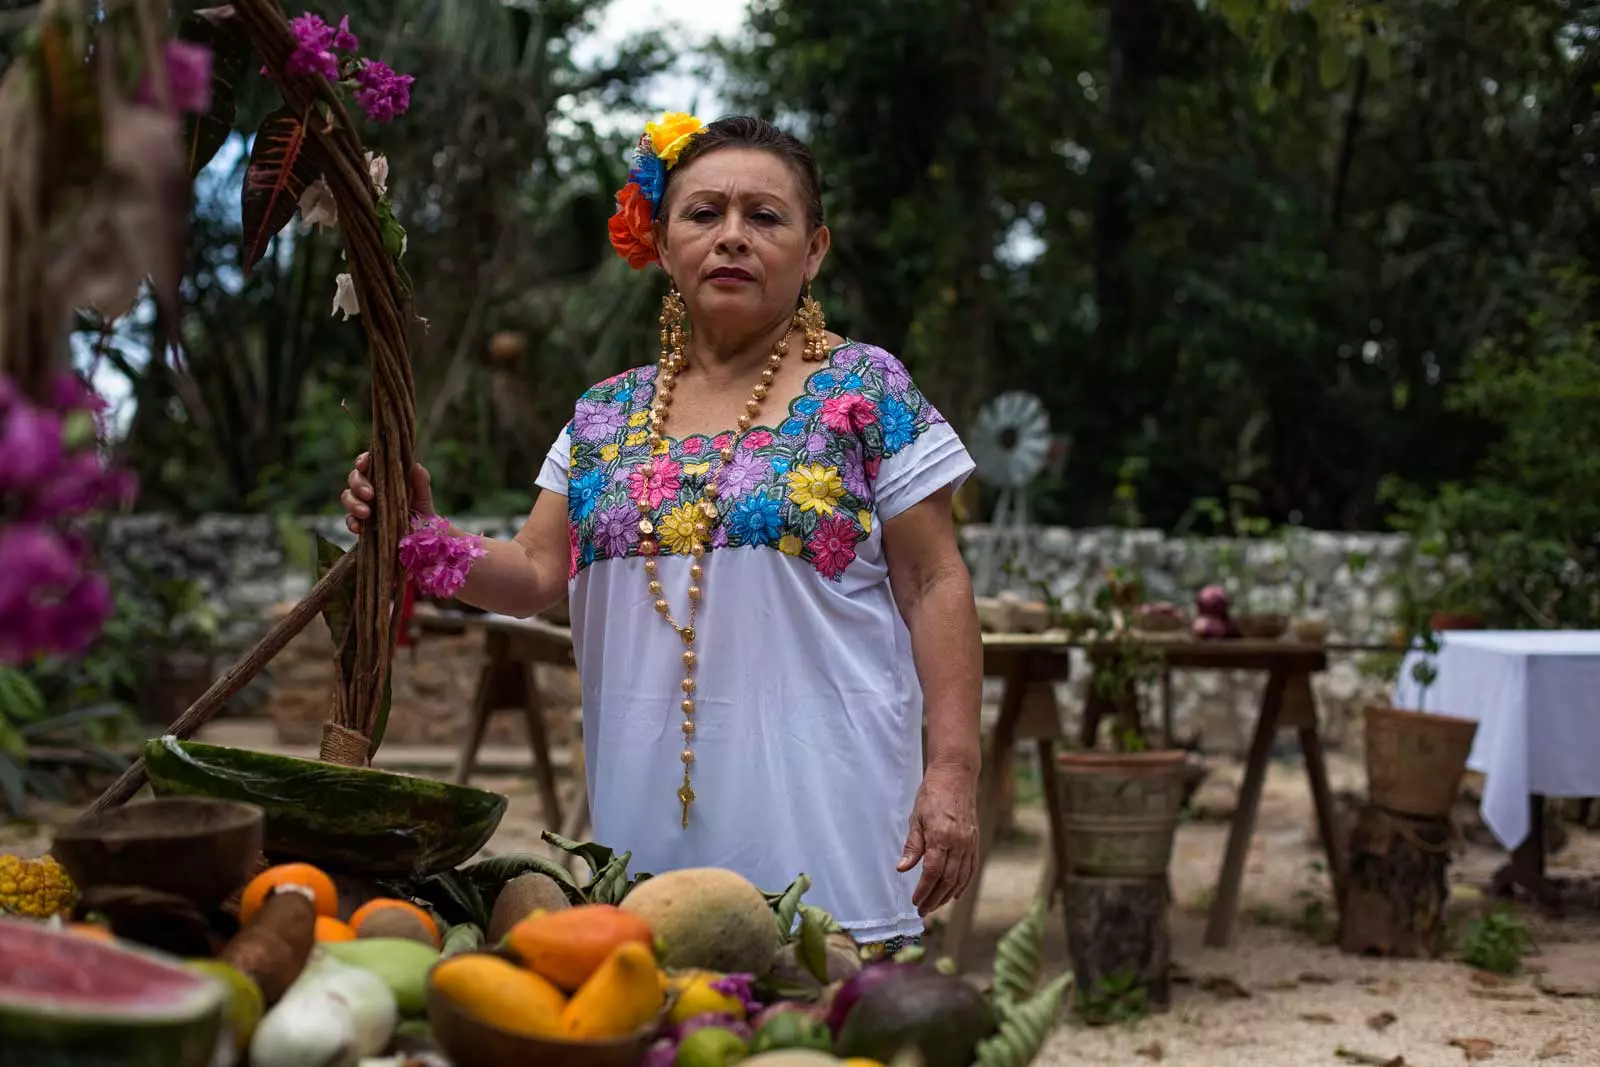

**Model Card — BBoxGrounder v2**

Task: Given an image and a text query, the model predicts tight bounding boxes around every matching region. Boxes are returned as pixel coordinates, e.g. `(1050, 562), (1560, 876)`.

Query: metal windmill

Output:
(968, 391), (1055, 595)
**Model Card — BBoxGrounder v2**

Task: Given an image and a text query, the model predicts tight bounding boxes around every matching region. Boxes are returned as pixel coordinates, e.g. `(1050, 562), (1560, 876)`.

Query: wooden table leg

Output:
(941, 658), (1028, 968)
(1293, 671), (1346, 909)
(453, 657), (498, 786)
(1491, 795), (1561, 913)
(1034, 737), (1069, 909)
(1204, 669), (1287, 947)
(518, 663), (564, 831)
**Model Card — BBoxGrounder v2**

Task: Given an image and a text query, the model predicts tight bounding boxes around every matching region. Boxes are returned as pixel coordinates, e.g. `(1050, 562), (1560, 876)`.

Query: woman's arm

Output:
(450, 488), (571, 619)
(883, 485), (982, 914)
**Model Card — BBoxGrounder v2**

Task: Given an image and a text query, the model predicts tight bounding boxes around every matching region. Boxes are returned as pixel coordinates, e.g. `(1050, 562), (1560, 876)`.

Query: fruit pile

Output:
(1, 830), (1068, 1066)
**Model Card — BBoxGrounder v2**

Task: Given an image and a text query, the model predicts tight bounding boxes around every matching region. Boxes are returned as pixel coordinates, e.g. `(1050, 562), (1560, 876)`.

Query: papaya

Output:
(504, 903), (654, 991)
(560, 941), (664, 1040)
(428, 953), (566, 1038)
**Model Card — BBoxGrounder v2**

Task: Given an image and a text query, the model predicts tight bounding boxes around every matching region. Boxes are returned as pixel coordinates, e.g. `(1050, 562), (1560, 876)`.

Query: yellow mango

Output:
(561, 941), (664, 1039)
(667, 969), (744, 1023)
(430, 954), (567, 1038)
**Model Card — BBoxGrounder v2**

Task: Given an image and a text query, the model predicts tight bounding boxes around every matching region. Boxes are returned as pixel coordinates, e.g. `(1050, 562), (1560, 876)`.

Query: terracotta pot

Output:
(1429, 611), (1483, 632)
(1292, 617), (1330, 644)
(1056, 750), (1187, 877)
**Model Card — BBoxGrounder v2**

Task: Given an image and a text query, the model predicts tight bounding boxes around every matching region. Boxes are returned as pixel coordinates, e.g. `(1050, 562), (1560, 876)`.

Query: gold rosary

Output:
(640, 283), (827, 827)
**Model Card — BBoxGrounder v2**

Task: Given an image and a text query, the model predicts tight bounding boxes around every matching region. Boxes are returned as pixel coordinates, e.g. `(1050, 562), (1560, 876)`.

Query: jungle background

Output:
(5, 0), (1598, 680)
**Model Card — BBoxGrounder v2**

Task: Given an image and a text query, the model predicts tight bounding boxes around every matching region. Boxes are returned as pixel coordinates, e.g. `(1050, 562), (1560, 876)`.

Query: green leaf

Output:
(1318, 40), (1350, 89)
(797, 903), (843, 936)
(767, 873), (811, 940)
(585, 851), (634, 905)
(458, 853), (585, 911)
(389, 871), (488, 931)
(378, 199), (407, 259)
(241, 105), (320, 274)
(796, 908), (830, 984)
(539, 831), (616, 878)
(177, 5), (249, 178)
(974, 973), (1072, 1067)
(992, 896), (1047, 1009)
(367, 673), (393, 759)
(0, 666), (47, 725)
(440, 922), (485, 958)
(314, 535), (353, 647)
(1363, 31), (1392, 81)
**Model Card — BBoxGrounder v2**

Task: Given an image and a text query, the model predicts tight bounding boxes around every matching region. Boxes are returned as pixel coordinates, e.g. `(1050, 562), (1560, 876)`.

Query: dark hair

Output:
(662, 116), (825, 231)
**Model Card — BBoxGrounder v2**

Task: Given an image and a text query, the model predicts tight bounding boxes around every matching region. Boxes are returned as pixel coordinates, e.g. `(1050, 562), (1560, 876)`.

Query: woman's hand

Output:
(898, 762), (979, 916)
(340, 451), (434, 535)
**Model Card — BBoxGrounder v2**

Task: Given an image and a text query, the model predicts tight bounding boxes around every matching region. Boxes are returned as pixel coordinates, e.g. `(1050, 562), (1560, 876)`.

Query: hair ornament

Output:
(609, 111), (706, 269)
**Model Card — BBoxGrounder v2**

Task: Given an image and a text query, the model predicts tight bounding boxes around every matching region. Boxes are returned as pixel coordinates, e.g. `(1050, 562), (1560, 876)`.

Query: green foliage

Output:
(1381, 269), (1600, 628)
(1457, 908), (1535, 975)
(1073, 968), (1148, 1027)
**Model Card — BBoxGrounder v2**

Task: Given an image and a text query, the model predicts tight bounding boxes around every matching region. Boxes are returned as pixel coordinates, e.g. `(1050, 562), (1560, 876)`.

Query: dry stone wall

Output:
(103, 516), (1414, 752)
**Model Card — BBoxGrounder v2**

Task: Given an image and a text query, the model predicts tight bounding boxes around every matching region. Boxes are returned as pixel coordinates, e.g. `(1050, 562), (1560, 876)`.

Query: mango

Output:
(429, 954), (566, 1038)
(560, 941), (664, 1039)
(506, 903), (654, 991)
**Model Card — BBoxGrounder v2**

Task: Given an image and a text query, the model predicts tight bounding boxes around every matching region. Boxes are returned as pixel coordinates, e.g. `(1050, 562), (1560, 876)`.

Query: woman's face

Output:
(656, 147), (830, 340)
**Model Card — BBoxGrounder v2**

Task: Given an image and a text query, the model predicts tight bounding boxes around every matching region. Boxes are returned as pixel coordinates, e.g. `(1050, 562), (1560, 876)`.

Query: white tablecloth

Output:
(1392, 630), (1600, 849)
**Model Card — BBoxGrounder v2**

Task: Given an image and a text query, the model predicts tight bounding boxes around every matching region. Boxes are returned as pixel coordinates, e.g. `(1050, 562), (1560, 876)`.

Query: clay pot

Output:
(1056, 750), (1188, 878)
(52, 797), (264, 911)
(1235, 613), (1289, 640)
(1292, 617), (1330, 644)
(1429, 611), (1483, 632)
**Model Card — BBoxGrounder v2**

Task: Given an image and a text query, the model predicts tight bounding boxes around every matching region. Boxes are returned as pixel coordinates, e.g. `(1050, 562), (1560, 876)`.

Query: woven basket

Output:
(1364, 704), (1478, 818)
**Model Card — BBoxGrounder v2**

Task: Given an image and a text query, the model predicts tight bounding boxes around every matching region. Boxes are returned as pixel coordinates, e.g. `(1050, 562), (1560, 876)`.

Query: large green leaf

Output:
(178, 5), (250, 178)
(0, 666), (47, 726)
(767, 873), (811, 940)
(458, 853), (586, 911)
(241, 105), (319, 273)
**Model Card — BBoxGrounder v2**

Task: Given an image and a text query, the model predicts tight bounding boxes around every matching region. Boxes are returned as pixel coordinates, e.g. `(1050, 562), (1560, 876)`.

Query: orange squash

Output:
(314, 916), (356, 942)
(349, 898), (441, 948)
(505, 904), (654, 991)
(430, 954), (567, 1038)
(239, 863), (338, 925)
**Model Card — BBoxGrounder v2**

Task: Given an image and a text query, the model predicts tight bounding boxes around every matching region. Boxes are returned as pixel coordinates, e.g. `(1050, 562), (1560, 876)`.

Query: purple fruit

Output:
(641, 1038), (678, 1067)
(1192, 614), (1228, 639)
(826, 960), (921, 1037)
(1195, 584), (1230, 617)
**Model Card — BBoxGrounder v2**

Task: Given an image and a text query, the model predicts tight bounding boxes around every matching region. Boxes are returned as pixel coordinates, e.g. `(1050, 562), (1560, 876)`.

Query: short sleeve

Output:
(535, 425), (572, 496)
(856, 347), (976, 520)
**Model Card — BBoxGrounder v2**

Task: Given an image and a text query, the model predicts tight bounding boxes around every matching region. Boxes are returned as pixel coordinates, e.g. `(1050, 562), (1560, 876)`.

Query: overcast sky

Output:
(572, 0), (753, 125)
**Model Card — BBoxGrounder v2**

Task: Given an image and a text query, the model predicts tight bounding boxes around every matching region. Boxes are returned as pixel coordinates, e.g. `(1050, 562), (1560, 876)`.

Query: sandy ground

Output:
(6, 743), (1599, 1066)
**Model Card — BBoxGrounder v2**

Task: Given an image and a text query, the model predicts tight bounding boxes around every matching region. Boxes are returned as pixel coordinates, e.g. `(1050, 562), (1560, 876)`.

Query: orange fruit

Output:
(238, 862), (338, 925)
(314, 916), (357, 942)
(349, 898), (441, 948)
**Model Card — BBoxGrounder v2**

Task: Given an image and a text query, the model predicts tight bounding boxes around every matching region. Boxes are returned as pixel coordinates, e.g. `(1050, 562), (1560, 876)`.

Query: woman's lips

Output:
(706, 267), (754, 284)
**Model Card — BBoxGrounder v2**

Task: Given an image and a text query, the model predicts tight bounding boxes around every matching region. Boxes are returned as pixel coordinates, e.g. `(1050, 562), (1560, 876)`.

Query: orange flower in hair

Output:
(608, 182), (657, 269)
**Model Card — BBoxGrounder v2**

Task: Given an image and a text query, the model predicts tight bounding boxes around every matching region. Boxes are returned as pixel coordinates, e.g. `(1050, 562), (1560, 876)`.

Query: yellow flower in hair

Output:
(648, 112), (705, 166)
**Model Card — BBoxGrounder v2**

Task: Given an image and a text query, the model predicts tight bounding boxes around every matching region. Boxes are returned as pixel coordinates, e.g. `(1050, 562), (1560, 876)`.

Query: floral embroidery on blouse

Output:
(563, 342), (946, 581)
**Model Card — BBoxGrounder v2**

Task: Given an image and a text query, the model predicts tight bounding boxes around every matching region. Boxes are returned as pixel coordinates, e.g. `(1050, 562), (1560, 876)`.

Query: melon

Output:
(619, 867), (781, 976)
(0, 917), (225, 1067)
(142, 736), (507, 877)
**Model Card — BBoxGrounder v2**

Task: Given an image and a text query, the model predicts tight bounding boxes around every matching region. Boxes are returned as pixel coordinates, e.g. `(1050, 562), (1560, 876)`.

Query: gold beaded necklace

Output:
(637, 289), (799, 829)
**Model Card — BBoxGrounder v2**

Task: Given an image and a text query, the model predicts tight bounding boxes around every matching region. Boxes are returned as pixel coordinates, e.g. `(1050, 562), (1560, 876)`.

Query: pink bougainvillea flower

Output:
(285, 12), (343, 80)
(137, 40), (214, 115)
(0, 400), (64, 492)
(353, 59), (414, 123)
(398, 513), (488, 599)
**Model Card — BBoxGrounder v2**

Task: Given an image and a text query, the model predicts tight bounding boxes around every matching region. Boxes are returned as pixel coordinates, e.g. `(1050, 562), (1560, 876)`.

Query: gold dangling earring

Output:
(660, 284), (688, 374)
(797, 280), (828, 362)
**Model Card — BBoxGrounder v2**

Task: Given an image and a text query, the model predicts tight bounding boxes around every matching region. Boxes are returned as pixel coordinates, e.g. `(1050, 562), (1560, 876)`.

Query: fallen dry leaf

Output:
(1470, 971), (1510, 988)
(1263, 978), (1300, 991)
(1449, 1037), (1497, 1061)
(1135, 1041), (1165, 1061)
(1537, 1036), (1571, 1060)
(1367, 1011), (1397, 1032)
(1299, 971), (1336, 984)
(1199, 974), (1251, 999)
(1364, 980), (1402, 996)
(1468, 988), (1536, 1002)
(1335, 1048), (1405, 1066)
(1300, 1012), (1336, 1024)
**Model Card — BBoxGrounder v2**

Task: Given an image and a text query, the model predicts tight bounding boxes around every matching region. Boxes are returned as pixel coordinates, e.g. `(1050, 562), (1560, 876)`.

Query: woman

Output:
(342, 113), (982, 950)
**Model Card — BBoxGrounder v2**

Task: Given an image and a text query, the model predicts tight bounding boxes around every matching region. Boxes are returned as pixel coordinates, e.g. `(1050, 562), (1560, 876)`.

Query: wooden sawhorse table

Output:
(415, 609), (589, 844)
(1084, 638), (1345, 947)
(939, 633), (1075, 969)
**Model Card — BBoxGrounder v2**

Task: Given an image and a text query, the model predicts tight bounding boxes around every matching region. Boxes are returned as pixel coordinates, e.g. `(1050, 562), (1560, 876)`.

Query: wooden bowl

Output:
(426, 982), (657, 1067)
(51, 797), (264, 911)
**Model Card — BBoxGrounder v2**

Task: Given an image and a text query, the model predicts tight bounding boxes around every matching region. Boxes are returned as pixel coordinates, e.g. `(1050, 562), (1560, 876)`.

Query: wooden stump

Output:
(1339, 804), (1452, 958)
(1063, 874), (1172, 1010)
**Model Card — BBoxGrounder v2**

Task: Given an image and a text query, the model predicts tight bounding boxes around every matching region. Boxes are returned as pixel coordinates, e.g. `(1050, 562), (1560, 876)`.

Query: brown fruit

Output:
(487, 872), (572, 943)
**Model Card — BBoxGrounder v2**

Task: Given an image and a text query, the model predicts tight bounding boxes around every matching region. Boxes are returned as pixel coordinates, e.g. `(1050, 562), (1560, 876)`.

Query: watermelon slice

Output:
(143, 736), (508, 877)
(0, 917), (225, 1067)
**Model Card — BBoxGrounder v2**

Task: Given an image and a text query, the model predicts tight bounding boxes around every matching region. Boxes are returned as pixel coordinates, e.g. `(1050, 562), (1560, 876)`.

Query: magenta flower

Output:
(353, 60), (414, 123)
(138, 40), (214, 115)
(285, 12), (349, 80)
(0, 402), (64, 493)
(398, 514), (488, 599)
(708, 973), (762, 1016)
(0, 526), (112, 665)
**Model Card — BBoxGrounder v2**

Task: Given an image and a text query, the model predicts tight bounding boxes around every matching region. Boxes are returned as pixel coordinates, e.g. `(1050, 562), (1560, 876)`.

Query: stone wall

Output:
(102, 515), (1415, 753)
